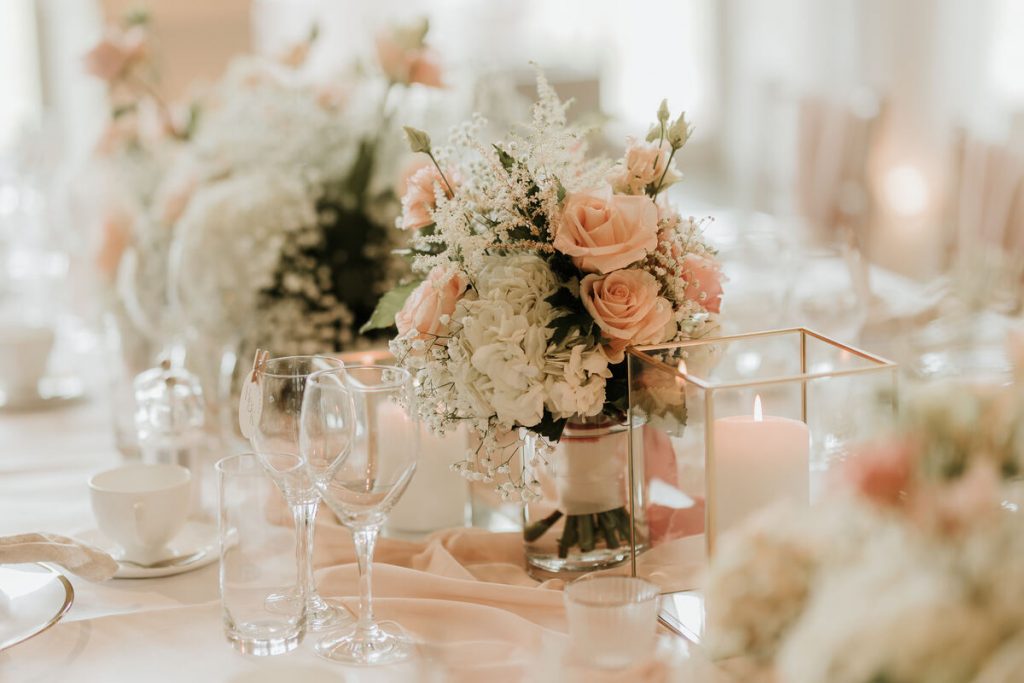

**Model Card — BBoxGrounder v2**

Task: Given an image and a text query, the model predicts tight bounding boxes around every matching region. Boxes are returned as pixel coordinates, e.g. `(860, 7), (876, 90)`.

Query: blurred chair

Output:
(794, 91), (885, 249)
(943, 128), (1024, 313)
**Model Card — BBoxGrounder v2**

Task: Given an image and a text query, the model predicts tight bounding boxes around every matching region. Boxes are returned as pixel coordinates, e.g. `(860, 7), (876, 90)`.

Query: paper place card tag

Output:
(238, 349), (269, 440)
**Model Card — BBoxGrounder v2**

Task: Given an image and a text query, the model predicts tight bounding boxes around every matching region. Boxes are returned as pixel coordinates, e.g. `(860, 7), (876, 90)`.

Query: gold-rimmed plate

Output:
(0, 563), (74, 651)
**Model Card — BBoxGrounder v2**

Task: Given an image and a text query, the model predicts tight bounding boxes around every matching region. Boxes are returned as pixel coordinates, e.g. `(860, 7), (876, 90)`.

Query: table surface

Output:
(0, 246), (1013, 682)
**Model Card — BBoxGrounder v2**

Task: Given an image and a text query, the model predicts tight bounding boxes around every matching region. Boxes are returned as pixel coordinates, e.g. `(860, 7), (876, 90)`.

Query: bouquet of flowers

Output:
(703, 381), (1024, 683)
(367, 73), (723, 530)
(86, 15), (448, 356)
(166, 19), (446, 355)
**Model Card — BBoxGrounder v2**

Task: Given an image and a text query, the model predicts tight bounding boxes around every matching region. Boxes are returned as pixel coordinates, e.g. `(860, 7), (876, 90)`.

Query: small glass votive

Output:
(563, 575), (661, 669)
(217, 453), (305, 656)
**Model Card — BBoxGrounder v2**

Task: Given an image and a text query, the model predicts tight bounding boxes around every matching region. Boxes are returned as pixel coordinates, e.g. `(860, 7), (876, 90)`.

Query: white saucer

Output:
(76, 521), (219, 579)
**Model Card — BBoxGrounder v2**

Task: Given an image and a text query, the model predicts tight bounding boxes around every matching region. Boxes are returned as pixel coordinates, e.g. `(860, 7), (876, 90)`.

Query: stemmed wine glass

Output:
(300, 364), (419, 665)
(250, 354), (351, 631)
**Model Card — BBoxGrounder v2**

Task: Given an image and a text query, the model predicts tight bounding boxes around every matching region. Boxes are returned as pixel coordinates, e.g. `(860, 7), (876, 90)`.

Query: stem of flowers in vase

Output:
(523, 507), (635, 559)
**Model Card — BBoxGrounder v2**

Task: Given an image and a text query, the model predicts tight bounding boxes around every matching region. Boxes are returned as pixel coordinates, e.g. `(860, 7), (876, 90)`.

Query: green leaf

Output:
(358, 279), (422, 334)
(112, 104), (137, 119)
(555, 177), (567, 204)
(549, 313), (594, 347)
(346, 139), (378, 205)
(492, 144), (516, 171)
(182, 102), (201, 140)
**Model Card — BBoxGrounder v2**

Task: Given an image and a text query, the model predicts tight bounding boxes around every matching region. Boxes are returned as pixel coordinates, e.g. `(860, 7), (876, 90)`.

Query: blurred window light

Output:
(0, 0), (42, 151)
(883, 165), (930, 217)
(989, 0), (1024, 104)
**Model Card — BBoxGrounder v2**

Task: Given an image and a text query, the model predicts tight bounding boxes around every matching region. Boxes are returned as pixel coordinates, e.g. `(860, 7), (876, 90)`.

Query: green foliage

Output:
(260, 194), (396, 345)
(545, 287), (597, 347)
(359, 279), (422, 334)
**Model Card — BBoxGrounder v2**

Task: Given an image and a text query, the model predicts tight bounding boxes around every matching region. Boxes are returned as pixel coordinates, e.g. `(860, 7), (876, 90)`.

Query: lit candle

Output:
(711, 395), (809, 536)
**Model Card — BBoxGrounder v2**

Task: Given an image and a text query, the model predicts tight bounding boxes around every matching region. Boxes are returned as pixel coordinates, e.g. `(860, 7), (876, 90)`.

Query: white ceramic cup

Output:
(0, 324), (55, 401)
(89, 464), (192, 563)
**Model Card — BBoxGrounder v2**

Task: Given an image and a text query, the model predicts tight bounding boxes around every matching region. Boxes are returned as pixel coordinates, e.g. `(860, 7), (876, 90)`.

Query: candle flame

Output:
(360, 353), (377, 365)
(754, 395), (763, 422)
(677, 360), (687, 374)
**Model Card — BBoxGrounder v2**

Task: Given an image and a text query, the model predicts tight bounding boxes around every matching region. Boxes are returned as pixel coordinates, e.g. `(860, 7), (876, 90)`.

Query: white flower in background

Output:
(777, 533), (1003, 683)
(173, 170), (317, 338)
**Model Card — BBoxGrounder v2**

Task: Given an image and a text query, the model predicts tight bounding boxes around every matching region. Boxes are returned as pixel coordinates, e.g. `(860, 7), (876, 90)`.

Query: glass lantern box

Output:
(623, 328), (898, 601)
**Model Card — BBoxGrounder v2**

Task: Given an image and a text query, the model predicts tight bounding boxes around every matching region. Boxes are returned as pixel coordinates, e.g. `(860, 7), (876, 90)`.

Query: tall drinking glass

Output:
(250, 354), (349, 631)
(300, 365), (419, 665)
(217, 452), (306, 655)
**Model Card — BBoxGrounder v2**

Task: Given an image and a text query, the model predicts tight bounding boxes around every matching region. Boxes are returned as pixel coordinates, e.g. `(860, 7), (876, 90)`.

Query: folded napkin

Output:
(0, 533), (118, 581)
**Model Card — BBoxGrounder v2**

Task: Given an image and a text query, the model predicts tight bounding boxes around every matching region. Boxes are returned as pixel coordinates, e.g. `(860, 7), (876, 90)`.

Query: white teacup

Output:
(89, 464), (192, 563)
(0, 324), (55, 401)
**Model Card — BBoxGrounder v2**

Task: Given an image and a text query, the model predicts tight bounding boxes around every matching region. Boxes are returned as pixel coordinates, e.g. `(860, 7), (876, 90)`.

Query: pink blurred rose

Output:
(395, 265), (469, 339)
(610, 138), (680, 195)
(554, 188), (659, 274)
(400, 163), (455, 230)
(580, 269), (673, 362)
(843, 437), (917, 506)
(374, 28), (443, 87)
(83, 26), (147, 83)
(681, 254), (724, 314)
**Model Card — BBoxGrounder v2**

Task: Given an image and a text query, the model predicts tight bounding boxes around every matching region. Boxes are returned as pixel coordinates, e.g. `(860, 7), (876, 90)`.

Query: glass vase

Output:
(522, 415), (647, 578)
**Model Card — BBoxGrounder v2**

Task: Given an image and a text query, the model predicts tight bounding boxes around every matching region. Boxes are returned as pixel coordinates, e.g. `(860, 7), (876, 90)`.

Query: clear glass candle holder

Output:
(563, 575), (661, 669)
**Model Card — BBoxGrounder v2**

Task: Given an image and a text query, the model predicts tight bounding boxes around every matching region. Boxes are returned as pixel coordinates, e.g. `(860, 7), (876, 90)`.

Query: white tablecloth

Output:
(0, 397), (715, 682)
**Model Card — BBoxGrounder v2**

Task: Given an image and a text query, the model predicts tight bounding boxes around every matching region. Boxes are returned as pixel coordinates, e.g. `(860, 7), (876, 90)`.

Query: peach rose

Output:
(554, 188), (659, 274)
(396, 156), (432, 198)
(395, 265), (469, 339)
(401, 163), (454, 230)
(83, 26), (147, 83)
(681, 254), (724, 314)
(374, 28), (443, 88)
(610, 138), (680, 195)
(580, 269), (673, 362)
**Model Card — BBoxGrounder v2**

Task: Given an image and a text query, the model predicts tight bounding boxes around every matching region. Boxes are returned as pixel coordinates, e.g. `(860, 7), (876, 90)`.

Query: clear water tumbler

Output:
(217, 453), (305, 655)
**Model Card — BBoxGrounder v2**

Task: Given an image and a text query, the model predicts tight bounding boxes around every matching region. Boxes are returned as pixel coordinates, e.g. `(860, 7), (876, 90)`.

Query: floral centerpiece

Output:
(166, 19), (445, 356)
(85, 15), (447, 358)
(703, 381), (1024, 683)
(366, 74), (722, 562)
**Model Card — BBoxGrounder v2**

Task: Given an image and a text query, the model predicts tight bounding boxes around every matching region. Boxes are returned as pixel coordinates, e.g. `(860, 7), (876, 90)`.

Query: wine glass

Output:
(250, 354), (350, 631)
(300, 365), (419, 665)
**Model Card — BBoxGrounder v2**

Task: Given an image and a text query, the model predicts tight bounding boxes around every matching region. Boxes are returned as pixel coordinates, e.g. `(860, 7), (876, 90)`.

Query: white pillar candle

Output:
(378, 401), (468, 536)
(711, 396), (809, 536)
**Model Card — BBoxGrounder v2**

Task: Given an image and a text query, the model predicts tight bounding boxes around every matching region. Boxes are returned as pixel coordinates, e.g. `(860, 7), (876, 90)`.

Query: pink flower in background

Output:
(682, 253), (724, 314)
(395, 265), (469, 339)
(83, 26), (147, 83)
(843, 437), (918, 506)
(581, 269), (673, 362)
(401, 163), (455, 230)
(554, 188), (659, 273)
(374, 24), (443, 87)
